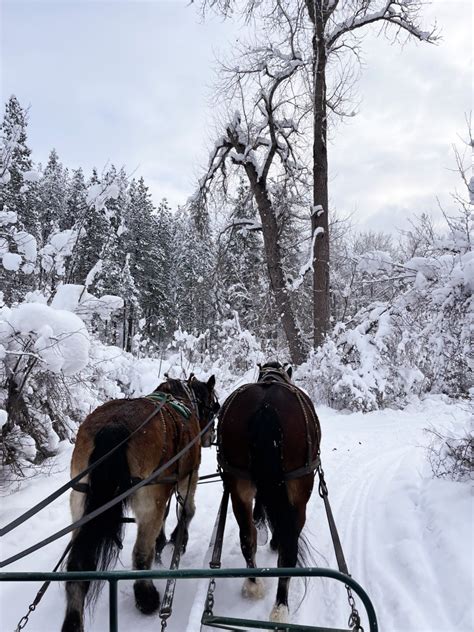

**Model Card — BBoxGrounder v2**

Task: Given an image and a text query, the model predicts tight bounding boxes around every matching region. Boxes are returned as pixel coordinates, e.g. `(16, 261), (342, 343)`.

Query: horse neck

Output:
(258, 369), (292, 385)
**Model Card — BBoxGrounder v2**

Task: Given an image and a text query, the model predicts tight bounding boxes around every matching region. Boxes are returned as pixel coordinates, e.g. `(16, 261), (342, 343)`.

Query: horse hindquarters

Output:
(62, 425), (130, 632)
(249, 405), (299, 623)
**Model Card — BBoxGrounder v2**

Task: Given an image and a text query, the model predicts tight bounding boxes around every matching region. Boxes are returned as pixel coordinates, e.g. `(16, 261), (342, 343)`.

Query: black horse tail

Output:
(65, 424), (131, 604)
(249, 404), (301, 567)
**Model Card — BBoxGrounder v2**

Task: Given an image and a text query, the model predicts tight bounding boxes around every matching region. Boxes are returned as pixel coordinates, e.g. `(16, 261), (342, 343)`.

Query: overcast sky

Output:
(1, 0), (472, 233)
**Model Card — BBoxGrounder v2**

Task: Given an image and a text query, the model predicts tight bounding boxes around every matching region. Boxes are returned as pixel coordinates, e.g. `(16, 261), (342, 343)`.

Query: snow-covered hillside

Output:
(1, 395), (471, 632)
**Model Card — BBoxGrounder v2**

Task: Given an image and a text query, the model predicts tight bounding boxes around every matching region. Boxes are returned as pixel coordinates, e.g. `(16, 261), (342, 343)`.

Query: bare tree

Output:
(197, 0), (437, 348)
(193, 40), (310, 363)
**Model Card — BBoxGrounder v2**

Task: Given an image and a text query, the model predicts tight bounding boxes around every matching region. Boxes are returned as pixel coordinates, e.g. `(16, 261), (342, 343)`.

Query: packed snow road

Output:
(1, 396), (472, 632)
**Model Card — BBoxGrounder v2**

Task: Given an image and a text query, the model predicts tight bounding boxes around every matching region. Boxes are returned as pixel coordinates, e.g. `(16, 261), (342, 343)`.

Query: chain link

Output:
(204, 577), (216, 617)
(317, 462), (329, 497)
(15, 603), (36, 631)
(346, 584), (364, 631)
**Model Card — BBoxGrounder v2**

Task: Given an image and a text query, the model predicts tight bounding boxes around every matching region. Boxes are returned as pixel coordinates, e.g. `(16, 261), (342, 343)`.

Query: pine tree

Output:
(0, 95), (41, 239)
(171, 206), (216, 335)
(149, 199), (175, 340)
(119, 177), (168, 342)
(38, 149), (68, 247)
(217, 180), (268, 334)
(0, 96), (40, 301)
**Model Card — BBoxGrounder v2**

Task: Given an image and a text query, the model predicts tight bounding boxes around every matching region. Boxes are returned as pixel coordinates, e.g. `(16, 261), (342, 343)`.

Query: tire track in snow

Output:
(331, 439), (455, 632)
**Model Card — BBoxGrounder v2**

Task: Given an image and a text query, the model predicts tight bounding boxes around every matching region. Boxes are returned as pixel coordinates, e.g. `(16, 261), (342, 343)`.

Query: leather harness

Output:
(217, 371), (321, 481)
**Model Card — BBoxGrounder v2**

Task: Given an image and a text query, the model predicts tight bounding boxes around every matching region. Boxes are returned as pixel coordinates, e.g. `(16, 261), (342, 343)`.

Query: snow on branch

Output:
(287, 226), (324, 291)
(327, 0), (438, 48)
(220, 218), (263, 237)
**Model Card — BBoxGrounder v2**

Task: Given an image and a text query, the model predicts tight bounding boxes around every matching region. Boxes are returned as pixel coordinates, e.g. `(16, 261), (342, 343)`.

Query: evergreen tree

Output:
(171, 206), (216, 335)
(73, 167), (123, 287)
(0, 95), (41, 240)
(149, 199), (175, 339)
(0, 96), (40, 301)
(38, 149), (68, 248)
(217, 180), (268, 334)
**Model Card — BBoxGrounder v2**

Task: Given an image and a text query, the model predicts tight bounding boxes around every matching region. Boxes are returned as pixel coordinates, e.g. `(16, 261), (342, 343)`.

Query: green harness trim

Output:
(145, 391), (192, 420)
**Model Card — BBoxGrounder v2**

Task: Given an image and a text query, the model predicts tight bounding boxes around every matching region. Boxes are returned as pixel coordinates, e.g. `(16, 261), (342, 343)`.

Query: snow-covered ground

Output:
(1, 395), (472, 632)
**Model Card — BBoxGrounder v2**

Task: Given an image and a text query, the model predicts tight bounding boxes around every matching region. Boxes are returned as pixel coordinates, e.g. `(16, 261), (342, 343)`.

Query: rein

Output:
(0, 414), (216, 569)
(0, 395), (171, 538)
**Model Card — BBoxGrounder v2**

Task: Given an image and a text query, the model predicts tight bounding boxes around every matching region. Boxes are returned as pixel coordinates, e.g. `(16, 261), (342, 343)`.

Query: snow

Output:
(2, 252), (22, 271)
(312, 204), (325, 217)
(13, 231), (37, 264)
(41, 229), (78, 276)
(0, 210), (17, 226)
(23, 169), (42, 183)
(287, 227), (323, 291)
(51, 284), (123, 321)
(0, 409), (7, 429)
(358, 250), (393, 275)
(0, 303), (90, 375)
(0, 396), (471, 632)
(85, 259), (103, 288)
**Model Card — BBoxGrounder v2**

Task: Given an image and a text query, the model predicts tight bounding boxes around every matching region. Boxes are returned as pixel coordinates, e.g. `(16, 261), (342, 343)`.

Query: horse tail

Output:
(65, 424), (131, 604)
(248, 404), (299, 565)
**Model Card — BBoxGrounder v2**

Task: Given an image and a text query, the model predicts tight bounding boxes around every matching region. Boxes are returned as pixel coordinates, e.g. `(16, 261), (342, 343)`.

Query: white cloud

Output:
(1, 0), (471, 232)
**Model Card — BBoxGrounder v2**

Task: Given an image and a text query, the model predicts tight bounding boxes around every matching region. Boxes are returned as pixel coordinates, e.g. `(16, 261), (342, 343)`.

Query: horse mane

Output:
(156, 377), (187, 399)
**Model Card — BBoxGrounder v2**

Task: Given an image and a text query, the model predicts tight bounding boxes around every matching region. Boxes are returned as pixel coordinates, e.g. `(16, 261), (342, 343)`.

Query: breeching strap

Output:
(0, 415), (215, 568)
(0, 396), (171, 538)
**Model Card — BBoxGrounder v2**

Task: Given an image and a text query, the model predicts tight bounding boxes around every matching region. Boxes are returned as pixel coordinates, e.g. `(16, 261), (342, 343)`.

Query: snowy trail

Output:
(1, 396), (472, 632)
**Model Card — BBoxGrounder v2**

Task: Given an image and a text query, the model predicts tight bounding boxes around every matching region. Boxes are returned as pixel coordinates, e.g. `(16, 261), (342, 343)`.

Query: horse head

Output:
(157, 374), (219, 447)
(257, 361), (293, 383)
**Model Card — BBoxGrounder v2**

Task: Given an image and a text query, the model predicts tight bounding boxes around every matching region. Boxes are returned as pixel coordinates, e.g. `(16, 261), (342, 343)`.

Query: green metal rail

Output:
(0, 566), (378, 632)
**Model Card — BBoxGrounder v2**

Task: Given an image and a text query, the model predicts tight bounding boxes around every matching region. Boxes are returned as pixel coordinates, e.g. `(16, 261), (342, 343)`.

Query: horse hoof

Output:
(242, 577), (265, 600)
(134, 581), (160, 614)
(270, 604), (289, 623)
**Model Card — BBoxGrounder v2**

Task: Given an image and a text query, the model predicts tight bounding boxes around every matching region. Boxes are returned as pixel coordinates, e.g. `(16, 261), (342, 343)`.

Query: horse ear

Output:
(188, 372), (195, 383)
(286, 366), (293, 378)
(164, 372), (169, 378)
(257, 362), (262, 369)
(207, 375), (216, 390)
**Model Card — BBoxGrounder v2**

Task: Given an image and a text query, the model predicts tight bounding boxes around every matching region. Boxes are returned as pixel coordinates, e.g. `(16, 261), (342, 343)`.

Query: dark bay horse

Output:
(217, 362), (321, 623)
(61, 374), (218, 632)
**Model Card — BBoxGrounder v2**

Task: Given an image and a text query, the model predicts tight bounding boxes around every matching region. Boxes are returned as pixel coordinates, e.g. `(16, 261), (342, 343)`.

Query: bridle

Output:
(169, 377), (220, 445)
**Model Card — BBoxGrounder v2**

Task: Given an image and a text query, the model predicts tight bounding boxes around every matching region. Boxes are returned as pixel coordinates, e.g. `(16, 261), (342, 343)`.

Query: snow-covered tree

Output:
(199, 0), (438, 347)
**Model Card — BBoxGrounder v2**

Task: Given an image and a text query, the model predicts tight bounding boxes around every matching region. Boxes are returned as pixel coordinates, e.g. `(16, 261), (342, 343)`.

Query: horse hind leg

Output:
(131, 485), (171, 614)
(61, 488), (89, 632)
(170, 468), (198, 553)
(270, 479), (308, 624)
(155, 497), (171, 563)
(229, 479), (265, 600)
(269, 530), (298, 624)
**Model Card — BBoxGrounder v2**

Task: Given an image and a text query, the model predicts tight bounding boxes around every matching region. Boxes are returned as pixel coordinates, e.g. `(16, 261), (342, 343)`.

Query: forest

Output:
(0, 0), (471, 478)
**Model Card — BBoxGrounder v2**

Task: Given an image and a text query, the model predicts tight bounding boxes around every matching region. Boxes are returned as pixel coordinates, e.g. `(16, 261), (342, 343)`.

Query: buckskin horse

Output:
(217, 362), (321, 623)
(61, 374), (218, 632)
